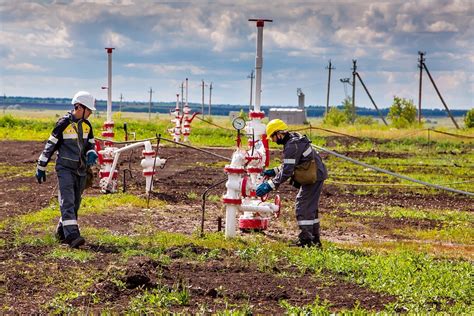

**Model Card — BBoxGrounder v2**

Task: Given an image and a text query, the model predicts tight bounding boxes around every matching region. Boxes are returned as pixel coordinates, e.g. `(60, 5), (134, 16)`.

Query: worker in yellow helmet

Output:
(256, 119), (328, 247)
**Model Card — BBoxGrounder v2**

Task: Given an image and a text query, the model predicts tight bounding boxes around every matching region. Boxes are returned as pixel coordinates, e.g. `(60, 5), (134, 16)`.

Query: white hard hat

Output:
(71, 91), (96, 111)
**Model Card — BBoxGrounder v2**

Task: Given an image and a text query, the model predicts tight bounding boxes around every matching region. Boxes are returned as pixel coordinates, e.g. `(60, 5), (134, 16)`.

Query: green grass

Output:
(395, 225), (474, 244)
(127, 283), (190, 313)
(0, 163), (34, 178)
(286, 246), (473, 313)
(279, 297), (335, 315)
(345, 206), (474, 223)
(47, 247), (95, 262)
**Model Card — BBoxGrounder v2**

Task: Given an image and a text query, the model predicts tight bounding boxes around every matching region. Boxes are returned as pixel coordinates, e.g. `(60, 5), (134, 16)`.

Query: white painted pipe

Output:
(106, 152), (121, 189)
(240, 203), (277, 214)
(225, 205), (238, 238)
(104, 141), (166, 193)
(254, 24), (263, 112)
(106, 48), (113, 123)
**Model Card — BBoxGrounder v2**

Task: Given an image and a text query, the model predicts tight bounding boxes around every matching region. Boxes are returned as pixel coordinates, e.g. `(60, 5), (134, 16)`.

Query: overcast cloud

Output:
(0, 0), (472, 109)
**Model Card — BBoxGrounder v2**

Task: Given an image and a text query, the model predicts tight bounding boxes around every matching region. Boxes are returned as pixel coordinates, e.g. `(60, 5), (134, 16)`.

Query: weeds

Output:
(127, 283), (190, 313)
(288, 246), (473, 312)
(280, 296), (333, 315)
(47, 248), (95, 262)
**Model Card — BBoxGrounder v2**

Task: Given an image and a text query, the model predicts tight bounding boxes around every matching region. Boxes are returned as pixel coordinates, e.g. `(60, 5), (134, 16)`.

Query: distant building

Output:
(268, 88), (307, 125)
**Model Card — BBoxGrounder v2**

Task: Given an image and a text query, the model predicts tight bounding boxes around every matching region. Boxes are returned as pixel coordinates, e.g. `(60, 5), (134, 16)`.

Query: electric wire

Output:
(195, 116), (234, 131)
(159, 136), (232, 161)
(96, 136), (232, 161)
(428, 128), (474, 139)
(312, 144), (474, 197)
(291, 126), (364, 140)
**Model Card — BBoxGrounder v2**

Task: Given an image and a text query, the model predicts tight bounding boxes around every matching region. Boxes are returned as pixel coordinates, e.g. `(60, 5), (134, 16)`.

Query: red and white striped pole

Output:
(247, 19), (272, 168)
(98, 47), (118, 193)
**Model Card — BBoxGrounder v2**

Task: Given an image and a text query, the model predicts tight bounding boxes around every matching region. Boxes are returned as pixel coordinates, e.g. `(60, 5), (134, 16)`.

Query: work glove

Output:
(261, 169), (276, 177)
(36, 168), (46, 184)
(86, 151), (99, 166)
(256, 182), (273, 197)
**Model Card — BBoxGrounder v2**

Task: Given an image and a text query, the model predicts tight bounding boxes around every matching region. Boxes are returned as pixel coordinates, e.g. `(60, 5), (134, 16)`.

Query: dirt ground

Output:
(0, 140), (472, 313)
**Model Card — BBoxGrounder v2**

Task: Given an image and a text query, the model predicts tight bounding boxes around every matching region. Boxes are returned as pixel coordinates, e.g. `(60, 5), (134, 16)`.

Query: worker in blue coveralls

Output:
(256, 119), (328, 247)
(36, 91), (98, 248)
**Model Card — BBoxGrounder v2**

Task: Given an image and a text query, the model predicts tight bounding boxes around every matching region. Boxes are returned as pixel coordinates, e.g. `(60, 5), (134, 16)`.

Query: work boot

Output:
(55, 225), (66, 244)
(312, 222), (322, 248)
(290, 238), (313, 248)
(66, 234), (86, 249)
(294, 225), (314, 248)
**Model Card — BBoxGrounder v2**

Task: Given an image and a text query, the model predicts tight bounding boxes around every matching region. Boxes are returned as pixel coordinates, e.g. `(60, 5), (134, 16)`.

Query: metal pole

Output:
(185, 78), (189, 108)
(119, 93), (123, 113)
(148, 87), (153, 120)
(351, 59), (357, 123)
(249, 19), (273, 113)
(209, 82), (212, 117)
(201, 80), (205, 118)
(418, 51), (425, 124)
(146, 134), (162, 208)
(325, 60), (334, 117)
(180, 82), (184, 113)
(200, 178), (227, 237)
(355, 72), (388, 126)
(105, 48), (115, 123)
(422, 63), (460, 129)
(248, 70), (254, 112)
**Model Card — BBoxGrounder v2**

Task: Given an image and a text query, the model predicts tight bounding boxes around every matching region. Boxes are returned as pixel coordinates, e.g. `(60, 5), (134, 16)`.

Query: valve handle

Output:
(274, 194), (281, 218)
(259, 175), (269, 202)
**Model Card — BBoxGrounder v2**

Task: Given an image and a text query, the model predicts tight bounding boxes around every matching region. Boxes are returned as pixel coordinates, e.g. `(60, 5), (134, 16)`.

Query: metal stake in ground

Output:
(146, 133), (162, 208)
(201, 178), (227, 237)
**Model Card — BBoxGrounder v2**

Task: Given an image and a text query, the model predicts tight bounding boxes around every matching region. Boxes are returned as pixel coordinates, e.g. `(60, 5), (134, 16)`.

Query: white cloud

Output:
(102, 30), (130, 49)
(395, 14), (419, 32)
(5, 63), (46, 72)
(125, 63), (206, 75)
(382, 49), (398, 61)
(427, 21), (459, 32)
(0, 0), (472, 109)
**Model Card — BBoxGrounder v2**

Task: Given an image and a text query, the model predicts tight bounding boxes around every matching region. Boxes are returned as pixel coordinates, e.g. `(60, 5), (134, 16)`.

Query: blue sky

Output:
(1, 0), (473, 109)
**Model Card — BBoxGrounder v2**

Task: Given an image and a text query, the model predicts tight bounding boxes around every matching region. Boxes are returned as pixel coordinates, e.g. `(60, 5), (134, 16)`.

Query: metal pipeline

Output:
(312, 144), (474, 197)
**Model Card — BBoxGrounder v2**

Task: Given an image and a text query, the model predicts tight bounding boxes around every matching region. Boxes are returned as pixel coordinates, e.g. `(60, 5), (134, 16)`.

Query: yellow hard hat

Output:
(266, 119), (288, 140)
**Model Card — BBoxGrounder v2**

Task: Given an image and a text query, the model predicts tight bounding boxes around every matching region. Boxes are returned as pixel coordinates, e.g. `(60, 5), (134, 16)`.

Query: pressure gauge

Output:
(232, 117), (246, 130)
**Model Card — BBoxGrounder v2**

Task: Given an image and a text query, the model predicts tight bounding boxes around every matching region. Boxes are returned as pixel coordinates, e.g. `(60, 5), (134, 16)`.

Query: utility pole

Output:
(201, 80), (208, 118)
(351, 59), (357, 123)
(119, 93), (123, 113)
(418, 51), (425, 124)
(185, 78), (189, 108)
(208, 82), (213, 117)
(248, 70), (255, 112)
(355, 72), (388, 126)
(325, 60), (335, 117)
(422, 57), (460, 129)
(148, 87), (154, 120)
(180, 81), (184, 113)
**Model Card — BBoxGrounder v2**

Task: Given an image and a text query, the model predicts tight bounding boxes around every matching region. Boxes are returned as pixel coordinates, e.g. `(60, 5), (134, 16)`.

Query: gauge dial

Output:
(232, 117), (246, 130)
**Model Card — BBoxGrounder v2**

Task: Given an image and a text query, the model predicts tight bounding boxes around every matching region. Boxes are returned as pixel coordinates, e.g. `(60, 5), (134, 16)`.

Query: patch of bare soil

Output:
(68, 255), (395, 314)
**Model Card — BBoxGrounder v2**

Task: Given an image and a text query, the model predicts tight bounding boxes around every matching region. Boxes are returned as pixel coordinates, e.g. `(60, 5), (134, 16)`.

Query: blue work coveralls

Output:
(37, 112), (96, 241)
(268, 132), (328, 245)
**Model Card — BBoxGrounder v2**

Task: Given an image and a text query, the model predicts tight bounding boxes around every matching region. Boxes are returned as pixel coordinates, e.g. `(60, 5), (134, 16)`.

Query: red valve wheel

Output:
(241, 175), (248, 197)
(274, 194), (281, 218)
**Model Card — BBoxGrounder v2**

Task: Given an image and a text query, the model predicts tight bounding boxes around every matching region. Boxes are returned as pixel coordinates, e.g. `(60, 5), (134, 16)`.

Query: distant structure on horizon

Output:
(268, 88), (307, 124)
